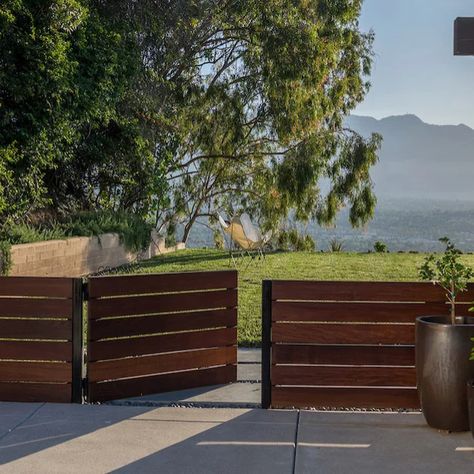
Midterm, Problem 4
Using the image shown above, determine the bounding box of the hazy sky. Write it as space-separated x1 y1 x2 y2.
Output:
354 0 474 128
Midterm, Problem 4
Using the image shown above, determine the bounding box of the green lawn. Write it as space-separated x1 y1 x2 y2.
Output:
119 249 474 346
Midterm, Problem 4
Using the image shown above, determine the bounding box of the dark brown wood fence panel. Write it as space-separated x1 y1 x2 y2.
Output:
271 387 420 409
272 322 415 345
0 362 72 383
89 365 237 403
87 271 238 402
273 280 453 302
88 289 237 319
89 328 237 362
88 270 238 297
264 281 474 410
272 301 448 323
89 309 237 340
0 319 72 340
0 277 73 297
0 298 73 318
272 365 416 387
0 382 71 403
272 344 415 366
89 347 236 382
0 277 77 403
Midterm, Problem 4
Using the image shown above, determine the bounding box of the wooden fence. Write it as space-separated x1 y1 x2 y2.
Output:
262 280 474 410
87 271 238 402
0 277 82 403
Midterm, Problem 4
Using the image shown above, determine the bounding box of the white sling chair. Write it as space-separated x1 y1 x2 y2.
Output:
218 213 272 265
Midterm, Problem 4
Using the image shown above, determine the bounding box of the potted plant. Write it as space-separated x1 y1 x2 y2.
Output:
468 338 474 438
417 237 474 431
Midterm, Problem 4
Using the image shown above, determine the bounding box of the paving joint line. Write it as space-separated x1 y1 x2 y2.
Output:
0 402 46 442
292 410 301 474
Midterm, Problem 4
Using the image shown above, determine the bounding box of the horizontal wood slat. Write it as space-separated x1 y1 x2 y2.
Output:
272 344 415 366
0 341 72 361
0 382 71 403
0 298 73 318
272 365 416 387
89 365 237 402
88 289 237 319
0 362 72 383
271 281 474 302
0 319 72 340
89 328 237 362
89 347 236 382
271 386 420 409
89 271 237 298
0 277 73 298
272 322 415 345
89 309 236 341
272 301 448 323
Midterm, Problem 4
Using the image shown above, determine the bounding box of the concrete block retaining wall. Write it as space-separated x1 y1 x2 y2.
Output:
4 231 185 277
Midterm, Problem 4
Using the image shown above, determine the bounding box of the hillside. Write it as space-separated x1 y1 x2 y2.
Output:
346 114 474 200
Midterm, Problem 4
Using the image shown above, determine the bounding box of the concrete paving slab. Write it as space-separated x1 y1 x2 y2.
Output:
237 363 260 381
238 348 261 363
115 381 261 408
0 403 43 439
0 405 296 474
296 411 474 474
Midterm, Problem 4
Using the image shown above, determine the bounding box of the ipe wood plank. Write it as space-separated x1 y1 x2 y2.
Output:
272 322 415 345
89 346 236 382
272 344 415 366
88 327 237 361
0 319 72 340
0 382 71 403
271 281 446 302
89 308 237 341
271 386 420 409
88 289 237 319
0 361 72 383
272 301 448 323
88 364 237 402
88 271 237 298
0 277 73 298
0 341 72 362
272 365 416 387
0 298 73 318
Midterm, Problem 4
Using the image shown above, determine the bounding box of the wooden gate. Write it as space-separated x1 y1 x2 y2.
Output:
86 270 238 402
262 280 474 410
0 277 82 403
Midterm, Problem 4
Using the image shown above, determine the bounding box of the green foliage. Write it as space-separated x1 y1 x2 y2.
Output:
64 211 153 252
374 241 388 253
470 337 474 361
420 237 474 324
277 229 315 252
329 238 345 252
1 221 65 245
0 240 12 275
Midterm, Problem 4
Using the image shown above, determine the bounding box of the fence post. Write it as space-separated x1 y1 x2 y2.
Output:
71 278 84 403
261 280 272 409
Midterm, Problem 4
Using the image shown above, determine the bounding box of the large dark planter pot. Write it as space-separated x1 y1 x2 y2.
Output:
416 315 474 432
468 381 474 439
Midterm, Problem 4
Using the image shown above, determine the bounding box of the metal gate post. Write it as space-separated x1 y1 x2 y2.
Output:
71 278 84 403
261 280 272 409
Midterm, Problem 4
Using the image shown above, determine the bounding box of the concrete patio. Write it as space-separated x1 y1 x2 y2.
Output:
0 402 472 473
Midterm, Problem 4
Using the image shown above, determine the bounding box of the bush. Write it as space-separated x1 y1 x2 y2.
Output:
277 228 315 252
64 211 153 252
329 238 344 252
374 241 388 253
0 240 12 275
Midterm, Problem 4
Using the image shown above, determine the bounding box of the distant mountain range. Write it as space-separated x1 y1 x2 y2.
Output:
346 114 474 200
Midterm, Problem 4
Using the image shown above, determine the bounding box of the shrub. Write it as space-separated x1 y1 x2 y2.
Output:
329 238 344 252
374 241 388 253
0 240 12 275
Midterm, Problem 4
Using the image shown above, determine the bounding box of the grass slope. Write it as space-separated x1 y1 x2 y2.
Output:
120 249 474 346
